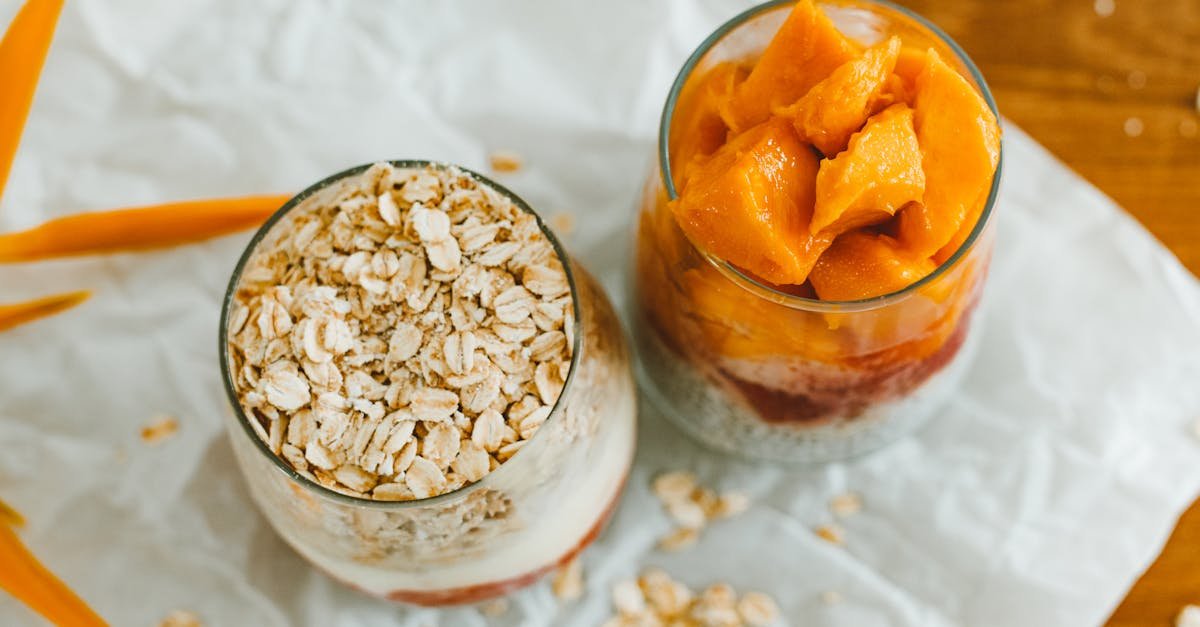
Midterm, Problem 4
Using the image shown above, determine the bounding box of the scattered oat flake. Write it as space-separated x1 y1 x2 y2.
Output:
612 579 647 615
830 492 863 517
640 568 693 616
738 591 781 626
653 472 751 550
1178 605 1200 627
141 415 179 444
549 212 575 235
666 498 708 529
489 151 523 173
159 610 203 627
1093 0 1115 16
1127 70 1147 90
815 524 845 546
821 590 844 605
1123 117 1144 137
0 498 25 528
658 526 700 552
652 470 696 503
712 491 750 519
552 558 584 601
604 568 786 626
480 598 509 617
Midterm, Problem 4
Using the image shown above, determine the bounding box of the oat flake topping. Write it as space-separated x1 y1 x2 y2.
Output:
227 163 574 501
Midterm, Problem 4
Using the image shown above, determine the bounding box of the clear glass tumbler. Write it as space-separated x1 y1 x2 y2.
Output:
634 0 1002 463
220 162 637 605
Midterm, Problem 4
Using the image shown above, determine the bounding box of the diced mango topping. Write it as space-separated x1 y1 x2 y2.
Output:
669 62 747 189
782 36 901 157
673 118 829 285
812 103 924 236
668 2 1000 301
896 49 1001 257
887 45 928 104
809 232 936 301
719 0 857 133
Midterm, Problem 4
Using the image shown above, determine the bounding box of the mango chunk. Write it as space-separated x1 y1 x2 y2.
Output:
669 62 748 189
897 49 1001 257
887 45 927 103
809 232 936 301
783 36 901 156
719 0 857 133
932 186 990 264
812 103 924 236
683 266 841 361
674 117 830 285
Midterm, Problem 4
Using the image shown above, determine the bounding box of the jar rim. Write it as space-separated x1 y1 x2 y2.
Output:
218 160 584 509
657 0 1004 313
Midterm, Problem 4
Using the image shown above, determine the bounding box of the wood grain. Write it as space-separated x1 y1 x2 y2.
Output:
895 1 1200 624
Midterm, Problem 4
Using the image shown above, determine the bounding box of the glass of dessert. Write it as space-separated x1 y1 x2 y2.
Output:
634 0 1002 462
220 161 636 605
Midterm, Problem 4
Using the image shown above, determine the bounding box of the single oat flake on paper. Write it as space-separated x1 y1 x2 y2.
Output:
815 524 845 546
140 415 179 444
158 610 203 627
829 492 863 517
488 151 523 173
552 558 585 601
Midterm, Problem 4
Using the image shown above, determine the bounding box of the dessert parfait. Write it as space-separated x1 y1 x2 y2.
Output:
220 161 636 604
635 0 1001 462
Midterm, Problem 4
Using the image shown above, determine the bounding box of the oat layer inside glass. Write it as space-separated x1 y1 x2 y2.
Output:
221 161 636 605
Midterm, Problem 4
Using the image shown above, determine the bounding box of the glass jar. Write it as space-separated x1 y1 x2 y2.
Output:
633 0 1002 463
219 161 637 605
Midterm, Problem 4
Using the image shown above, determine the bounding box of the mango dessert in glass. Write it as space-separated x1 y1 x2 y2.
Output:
634 0 1001 462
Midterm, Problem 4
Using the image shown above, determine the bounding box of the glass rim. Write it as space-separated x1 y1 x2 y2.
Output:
657 0 1004 313
218 159 584 510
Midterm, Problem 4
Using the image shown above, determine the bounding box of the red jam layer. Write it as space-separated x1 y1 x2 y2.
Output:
724 304 975 424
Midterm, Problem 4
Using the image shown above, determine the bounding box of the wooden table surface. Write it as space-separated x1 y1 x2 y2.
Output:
898 0 1200 624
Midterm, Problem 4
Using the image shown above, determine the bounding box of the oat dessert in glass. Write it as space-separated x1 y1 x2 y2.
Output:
220 161 636 605
634 0 1002 462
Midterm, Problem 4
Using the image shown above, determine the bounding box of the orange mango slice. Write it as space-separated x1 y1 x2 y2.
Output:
812 103 924 236
933 186 991 264
887 45 927 103
669 62 747 189
0 290 90 333
897 49 1001 257
782 36 901 157
719 0 857 133
673 117 829 285
682 266 843 361
810 231 936 301
0 0 66 204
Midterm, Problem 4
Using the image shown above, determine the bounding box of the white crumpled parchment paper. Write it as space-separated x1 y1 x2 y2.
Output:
2 1 1199 625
